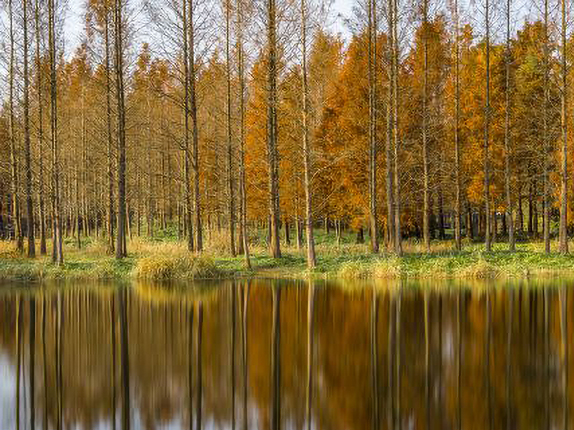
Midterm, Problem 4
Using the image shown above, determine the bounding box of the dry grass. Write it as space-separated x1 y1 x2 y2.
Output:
132 254 223 280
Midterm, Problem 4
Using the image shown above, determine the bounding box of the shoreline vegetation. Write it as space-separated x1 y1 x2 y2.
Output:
3 230 574 283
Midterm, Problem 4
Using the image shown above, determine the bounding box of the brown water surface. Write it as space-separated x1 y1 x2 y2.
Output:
0 279 570 429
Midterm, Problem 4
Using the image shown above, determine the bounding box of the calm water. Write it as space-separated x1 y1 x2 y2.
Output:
0 279 571 430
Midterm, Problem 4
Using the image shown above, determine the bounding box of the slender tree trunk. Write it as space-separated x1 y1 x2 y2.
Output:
225 0 236 256
237 0 251 269
453 0 462 251
48 0 63 264
114 0 127 259
23 0 35 257
368 0 379 253
189 0 203 251
392 0 402 255
542 0 550 253
385 0 394 250
8 0 23 254
559 0 569 253
484 0 492 252
183 0 194 251
301 0 316 267
267 0 281 258
105 5 115 254
504 0 515 252
422 0 430 253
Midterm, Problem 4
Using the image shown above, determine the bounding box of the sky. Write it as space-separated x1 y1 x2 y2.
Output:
65 0 355 54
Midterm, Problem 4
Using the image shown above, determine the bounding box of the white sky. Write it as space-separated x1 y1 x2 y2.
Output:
65 0 355 53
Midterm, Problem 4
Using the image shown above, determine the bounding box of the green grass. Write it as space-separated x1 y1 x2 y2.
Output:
3 229 574 283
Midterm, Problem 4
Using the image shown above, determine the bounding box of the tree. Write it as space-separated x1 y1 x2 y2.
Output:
368 0 379 253
504 0 515 251
266 0 281 258
559 0 568 253
483 0 492 252
114 0 127 259
300 0 316 267
48 0 63 264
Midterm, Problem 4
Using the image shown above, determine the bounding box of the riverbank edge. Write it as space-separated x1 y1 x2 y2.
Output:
3 249 574 283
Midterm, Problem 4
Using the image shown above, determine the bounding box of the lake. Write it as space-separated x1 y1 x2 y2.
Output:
0 278 570 429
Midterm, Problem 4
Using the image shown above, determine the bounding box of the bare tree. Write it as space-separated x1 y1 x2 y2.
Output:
22 0 35 257
114 0 128 258
225 0 236 256
301 0 316 267
422 0 430 252
542 0 549 253
48 0 63 264
9 0 23 253
35 0 47 255
368 0 379 253
504 0 515 251
559 0 568 253
452 0 462 251
483 0 491 252
237 0 251 268
267 0 281 258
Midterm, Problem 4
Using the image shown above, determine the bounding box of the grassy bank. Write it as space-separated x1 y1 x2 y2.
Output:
3 229 574 283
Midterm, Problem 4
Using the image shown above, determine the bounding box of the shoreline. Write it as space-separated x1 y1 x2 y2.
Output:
3 239 574 283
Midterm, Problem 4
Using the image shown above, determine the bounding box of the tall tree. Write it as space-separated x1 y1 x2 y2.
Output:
559 0 568 253
452 0 462 250
391 0 402 254
385 0 394 250
266 0 281 258
225 0 236 256
483 0 492 252
114 0 127 258
23 0 35 257
48 0 63 264
422 0 430 252
368 0 379 253
237 0 251 268
189 0 203 252
9 0 23 253
301 0 316 267
35 0 47 255
542 0 549 253
183 0 194 251
504 0 515 251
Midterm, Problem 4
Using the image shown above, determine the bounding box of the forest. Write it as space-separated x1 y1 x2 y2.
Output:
1 0 573 278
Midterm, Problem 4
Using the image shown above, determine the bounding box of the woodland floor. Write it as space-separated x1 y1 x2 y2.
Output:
2 229 574 283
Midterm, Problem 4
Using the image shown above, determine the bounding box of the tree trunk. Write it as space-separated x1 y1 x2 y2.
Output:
104 3 115 255
267 0 281 258
114 0 127 259
301 0 316 267
237 0 251 268
453 0 462 251
8 0 23 254
542 0 551 253
559 0 569 253
504 0 515 252
368 0 379 254
422 0 430 252
48 0 63 264
385 0 394 251
484 0 492 252
225 0 236 256
183 0 194 251
391 0 402 255
189 0 203 252
23 0 35 258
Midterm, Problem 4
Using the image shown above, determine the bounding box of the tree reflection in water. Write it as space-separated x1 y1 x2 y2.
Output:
0 278 572 429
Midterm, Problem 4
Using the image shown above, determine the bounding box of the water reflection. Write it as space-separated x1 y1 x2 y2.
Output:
0 279 573 429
